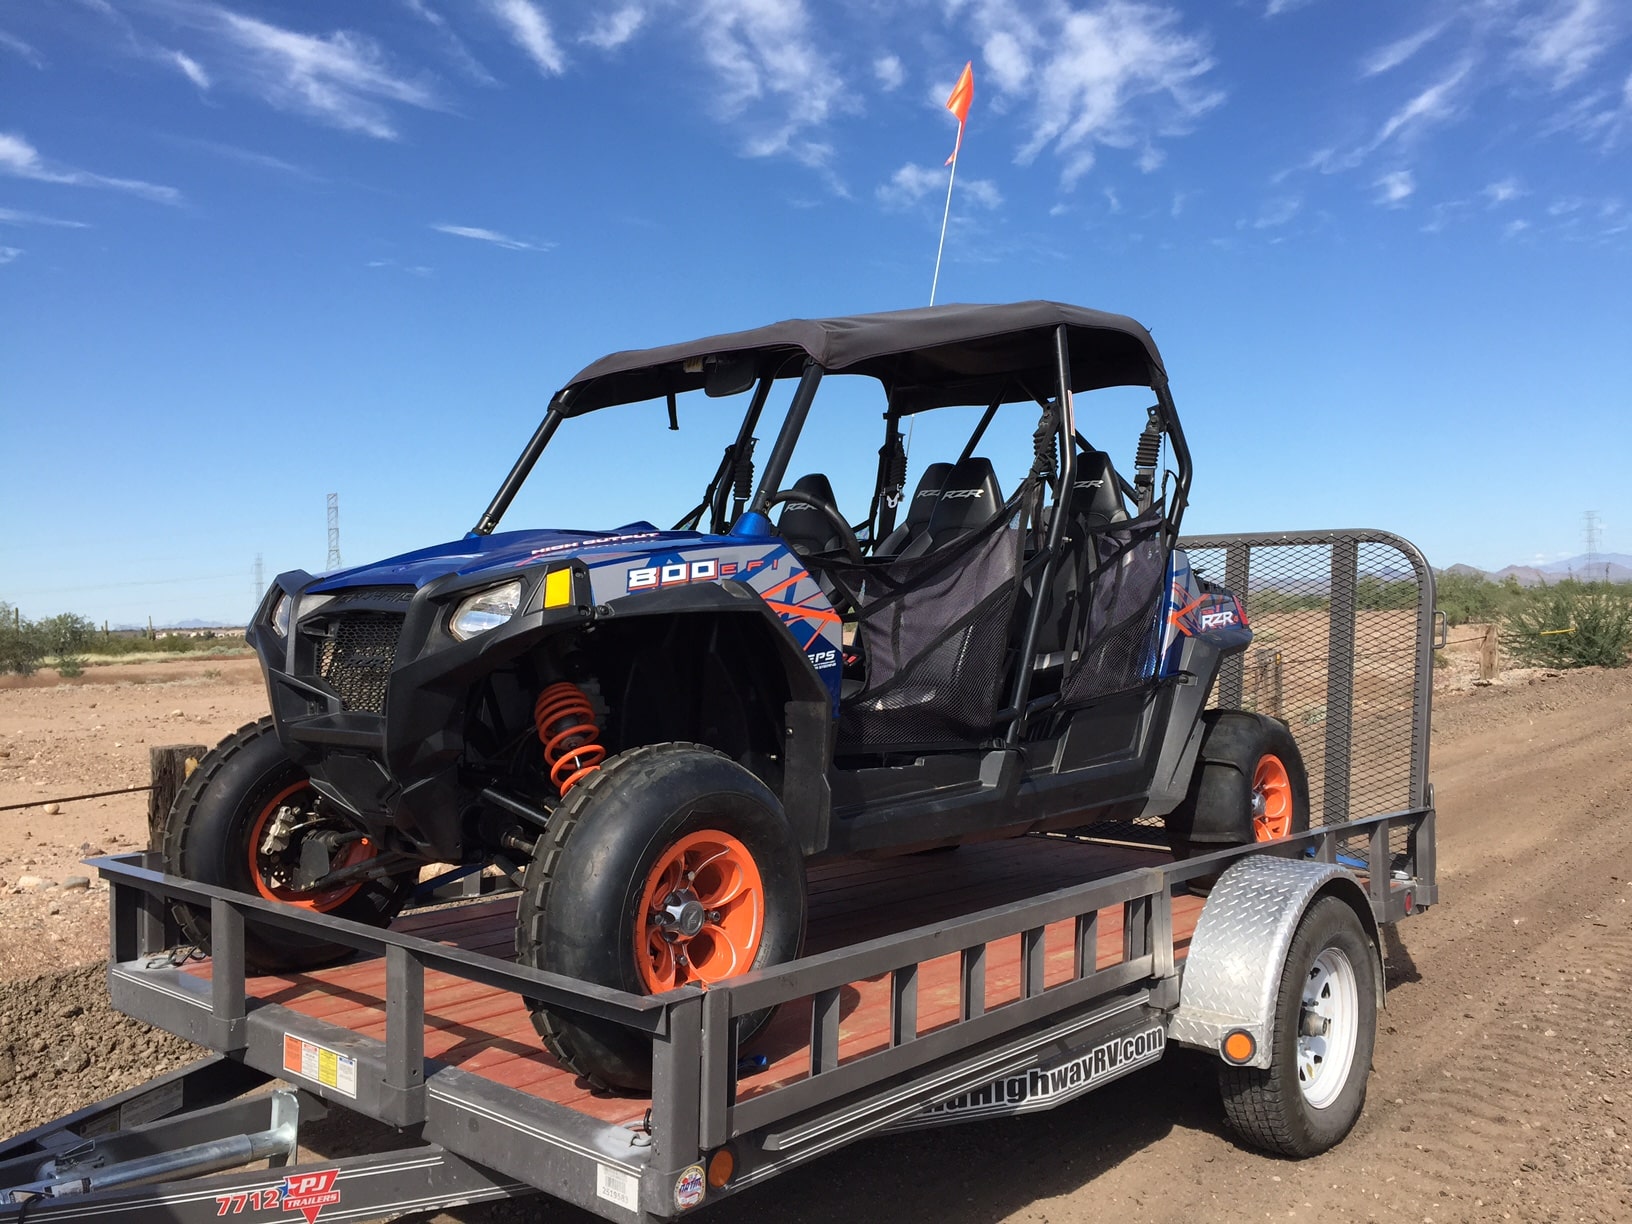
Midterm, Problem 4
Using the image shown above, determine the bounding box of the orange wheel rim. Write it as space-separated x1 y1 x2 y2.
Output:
246 781 375 912
1252 754 1294 842
635 830 765 993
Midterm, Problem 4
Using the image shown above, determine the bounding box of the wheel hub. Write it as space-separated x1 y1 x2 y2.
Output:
654 889 708 939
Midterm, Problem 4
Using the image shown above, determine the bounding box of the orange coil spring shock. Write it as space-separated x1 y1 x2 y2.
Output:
534 681 606 795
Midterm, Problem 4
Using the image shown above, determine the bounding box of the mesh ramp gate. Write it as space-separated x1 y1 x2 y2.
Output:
1066 529 1434 866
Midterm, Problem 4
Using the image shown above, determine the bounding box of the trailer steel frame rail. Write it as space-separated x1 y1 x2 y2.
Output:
1 528 1438 1223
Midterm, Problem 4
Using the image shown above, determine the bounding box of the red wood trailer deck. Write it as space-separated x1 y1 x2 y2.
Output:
182 837 1204 1127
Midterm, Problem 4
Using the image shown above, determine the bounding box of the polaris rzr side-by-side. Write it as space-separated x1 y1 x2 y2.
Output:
166 301 1308 1092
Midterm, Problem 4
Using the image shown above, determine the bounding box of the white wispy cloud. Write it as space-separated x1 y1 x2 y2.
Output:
874 53 904 91
169 49 211 89
0 28 44 68
877 162 1002 210
0 207 90 228
1513 0 1617 89
1361 22 1448 78
1373 60 1471 148
1374 169 1415 206
400 0 496 84
169 136 323 180
691 0 847 171
1502 217 1531 238
1247 195 1302 229
0 131 181 204
1483 177 1522 205
430 223 552 251
487 0 565 75
965 0 1222 189
201 7 440 139
0 246 22 265
582 5 648 52
1264 0 1318 16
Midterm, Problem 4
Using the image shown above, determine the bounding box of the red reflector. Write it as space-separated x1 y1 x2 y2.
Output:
1403 892 1414 913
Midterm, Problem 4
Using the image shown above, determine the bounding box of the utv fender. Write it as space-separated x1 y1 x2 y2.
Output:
599 581 837 854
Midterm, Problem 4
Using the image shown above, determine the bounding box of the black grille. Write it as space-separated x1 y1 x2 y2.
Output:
317 613 404 713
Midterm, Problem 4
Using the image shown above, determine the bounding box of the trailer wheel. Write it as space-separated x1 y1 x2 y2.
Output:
516 743 806 1092
163 718 411 971
1220 896 1378 1156
1166 711 1310 860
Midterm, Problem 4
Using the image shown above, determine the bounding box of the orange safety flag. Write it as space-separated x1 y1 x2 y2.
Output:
944 61 974 166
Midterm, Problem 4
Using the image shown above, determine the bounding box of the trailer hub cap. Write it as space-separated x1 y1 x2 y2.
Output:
636 831 765 993
1297 947 1359 1109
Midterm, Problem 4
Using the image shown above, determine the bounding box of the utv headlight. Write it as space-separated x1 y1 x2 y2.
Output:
450 580 523 641
271 593 291 637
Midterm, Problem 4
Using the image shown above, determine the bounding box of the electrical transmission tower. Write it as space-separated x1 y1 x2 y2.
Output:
254 553 264 604
1583 510 1602 582
327 493 343 571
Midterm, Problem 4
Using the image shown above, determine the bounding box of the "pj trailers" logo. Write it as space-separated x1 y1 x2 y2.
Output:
214 1169 342 1224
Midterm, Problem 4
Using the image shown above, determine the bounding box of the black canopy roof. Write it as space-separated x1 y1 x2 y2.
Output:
557 300 1164 416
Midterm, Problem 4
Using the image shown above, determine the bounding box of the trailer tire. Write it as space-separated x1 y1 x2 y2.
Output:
516 743 806 1092
1220 896 1377 1156
163 718 410 972
1166 711 1310 861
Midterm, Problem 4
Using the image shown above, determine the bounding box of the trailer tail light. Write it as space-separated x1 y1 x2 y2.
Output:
1222 1030 1256 1064
707 1147 735 1188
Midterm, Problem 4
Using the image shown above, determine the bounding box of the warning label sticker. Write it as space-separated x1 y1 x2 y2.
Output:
282 1034 358 1099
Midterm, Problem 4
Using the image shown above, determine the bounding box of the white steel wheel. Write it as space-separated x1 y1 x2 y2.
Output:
1220 896 1379 1157
1297 947 1359 1109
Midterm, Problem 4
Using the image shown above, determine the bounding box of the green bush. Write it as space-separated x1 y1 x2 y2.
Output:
1500 581 1632 669
55 656 86 678
0 602 42 676
1435 570 1518 627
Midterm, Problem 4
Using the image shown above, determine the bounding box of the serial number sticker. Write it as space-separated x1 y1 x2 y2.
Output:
282 1034 358 1099
596 1163 639 1211
120 1077 185 1130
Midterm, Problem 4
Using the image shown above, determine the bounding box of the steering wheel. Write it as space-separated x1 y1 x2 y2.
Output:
764 489 866 565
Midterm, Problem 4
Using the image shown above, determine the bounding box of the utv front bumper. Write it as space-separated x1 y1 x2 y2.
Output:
249 566 594 860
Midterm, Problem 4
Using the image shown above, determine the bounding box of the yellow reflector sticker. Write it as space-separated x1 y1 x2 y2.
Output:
544 568 573 609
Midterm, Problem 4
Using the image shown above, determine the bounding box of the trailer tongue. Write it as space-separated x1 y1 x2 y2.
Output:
2 529 1437 1223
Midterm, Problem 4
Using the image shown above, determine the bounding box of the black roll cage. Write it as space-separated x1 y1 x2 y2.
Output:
471 326 1194 738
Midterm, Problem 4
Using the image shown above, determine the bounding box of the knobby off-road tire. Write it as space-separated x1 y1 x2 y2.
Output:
1220 896 1379 1156
515 743 807 1093
1166 711 1311 861
163 718 410 972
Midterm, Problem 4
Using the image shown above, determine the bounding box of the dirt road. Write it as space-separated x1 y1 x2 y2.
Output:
2 663 1629 1221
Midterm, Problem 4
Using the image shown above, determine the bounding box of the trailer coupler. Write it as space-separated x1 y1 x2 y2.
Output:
2 1090 300 1204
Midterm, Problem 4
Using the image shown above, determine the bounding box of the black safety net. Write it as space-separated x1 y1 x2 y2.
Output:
1060 507 1167 706
816 499 1028 754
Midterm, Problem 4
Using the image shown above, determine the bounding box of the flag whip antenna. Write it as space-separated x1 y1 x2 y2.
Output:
930 61 974 307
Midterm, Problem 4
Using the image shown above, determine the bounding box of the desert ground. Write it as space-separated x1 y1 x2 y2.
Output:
1 639 1628 1223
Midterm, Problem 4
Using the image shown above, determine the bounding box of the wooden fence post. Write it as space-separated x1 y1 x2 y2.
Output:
1480 624 1499 682
148 744 206 851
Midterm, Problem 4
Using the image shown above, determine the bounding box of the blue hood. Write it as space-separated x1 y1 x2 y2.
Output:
307 522 720 591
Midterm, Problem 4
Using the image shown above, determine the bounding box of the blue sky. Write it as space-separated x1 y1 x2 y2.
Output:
2 0 1629 624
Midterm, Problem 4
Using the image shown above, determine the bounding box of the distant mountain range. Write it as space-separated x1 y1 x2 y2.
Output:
109 617 243 632
1445 552 1632 587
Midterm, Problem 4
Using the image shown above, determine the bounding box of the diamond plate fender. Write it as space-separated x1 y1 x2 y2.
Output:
1168 856 1381 1069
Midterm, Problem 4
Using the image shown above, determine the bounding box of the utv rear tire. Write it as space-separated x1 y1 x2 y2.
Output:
1166 711 1310 861
516 743 806 1093
163 718 410 972
1220 896 1378 1156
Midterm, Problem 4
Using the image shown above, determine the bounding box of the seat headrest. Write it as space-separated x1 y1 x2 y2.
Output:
1072 449 1128 528
903 461 953 529
927 456 1003 539
777 473 843 554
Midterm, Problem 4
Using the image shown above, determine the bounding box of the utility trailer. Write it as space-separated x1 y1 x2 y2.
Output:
1 530 1437 1224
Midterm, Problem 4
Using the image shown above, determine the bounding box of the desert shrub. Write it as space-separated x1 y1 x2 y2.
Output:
1500 581 1632 669
0 602 42 676
55 656 85 678
1435 570 1514 626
